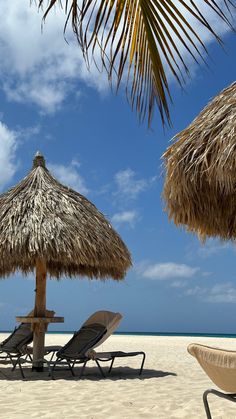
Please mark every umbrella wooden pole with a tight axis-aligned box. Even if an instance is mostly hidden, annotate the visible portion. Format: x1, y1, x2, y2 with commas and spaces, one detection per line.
32, 259, 47, 371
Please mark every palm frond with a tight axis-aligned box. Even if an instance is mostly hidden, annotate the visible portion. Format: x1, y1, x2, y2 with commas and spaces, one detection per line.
36, 0, 235, 126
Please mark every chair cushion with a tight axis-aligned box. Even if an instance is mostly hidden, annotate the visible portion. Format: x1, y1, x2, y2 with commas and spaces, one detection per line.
57, 323, 107, 359
0, 323, 33, 353
84, 311, 122, 350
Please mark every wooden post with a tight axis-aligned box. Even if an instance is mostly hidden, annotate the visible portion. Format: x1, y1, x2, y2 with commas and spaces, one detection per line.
32, 259, 47, 371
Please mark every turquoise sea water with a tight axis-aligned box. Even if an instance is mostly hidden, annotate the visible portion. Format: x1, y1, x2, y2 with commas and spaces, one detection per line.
1, 331, 236, 338
15, 331, 236, 338
116, 332, 236, 338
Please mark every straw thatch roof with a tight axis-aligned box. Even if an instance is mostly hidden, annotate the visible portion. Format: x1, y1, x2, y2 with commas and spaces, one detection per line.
0, 153, 131, 279
162, 81, 236, 241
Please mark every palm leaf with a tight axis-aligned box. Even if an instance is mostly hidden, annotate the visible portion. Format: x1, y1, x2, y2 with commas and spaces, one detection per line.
36, 0, 235, 126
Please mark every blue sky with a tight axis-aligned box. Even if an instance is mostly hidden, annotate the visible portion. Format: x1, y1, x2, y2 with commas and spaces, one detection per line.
0, 2, 235, 333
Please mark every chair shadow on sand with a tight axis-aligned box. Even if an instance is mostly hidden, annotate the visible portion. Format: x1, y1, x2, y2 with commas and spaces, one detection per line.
0, 365, 177, 381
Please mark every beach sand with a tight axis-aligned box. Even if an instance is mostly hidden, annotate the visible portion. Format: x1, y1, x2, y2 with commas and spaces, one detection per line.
0, 333, 235, 419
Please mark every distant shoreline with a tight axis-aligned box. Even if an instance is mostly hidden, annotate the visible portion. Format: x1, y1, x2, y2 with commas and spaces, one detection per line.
1, 331, 236, 338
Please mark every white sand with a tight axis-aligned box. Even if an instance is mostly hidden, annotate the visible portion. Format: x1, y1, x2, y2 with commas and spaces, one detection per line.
0, 333, 235, 419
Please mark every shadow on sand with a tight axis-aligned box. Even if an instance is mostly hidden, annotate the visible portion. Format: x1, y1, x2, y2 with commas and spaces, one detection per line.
0, 364, 177, 381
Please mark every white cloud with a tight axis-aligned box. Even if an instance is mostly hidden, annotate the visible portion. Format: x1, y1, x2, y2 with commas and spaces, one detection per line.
0, 1, 233, 114
48, 160, 89, 194
114, 169, 156, 200
17, 125, 41, 141
0, 121, 18, 190
4, 81, 67, 114
206, 283, 236, 304
0, 1, 108, 113
138, 262, 199, 280
111, 210, 140, 228
185, 286, 206, 297
184, 282, 236, 303
171, 280, 188, 288
198, 239, 233, 258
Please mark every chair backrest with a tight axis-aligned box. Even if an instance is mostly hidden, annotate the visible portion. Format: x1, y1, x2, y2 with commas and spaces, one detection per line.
57, 310, 123, 359
0, 308, 55, 353
0, 323, 33, 353
188, 343, 236, 393
83, 310, 123, 349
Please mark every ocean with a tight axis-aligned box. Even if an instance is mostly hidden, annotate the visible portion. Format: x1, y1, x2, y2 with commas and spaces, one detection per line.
30, 331, 236, 338
1, 331, 235, 338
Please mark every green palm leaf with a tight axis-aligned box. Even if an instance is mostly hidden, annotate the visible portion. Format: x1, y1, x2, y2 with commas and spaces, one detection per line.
36, 0, 235, 126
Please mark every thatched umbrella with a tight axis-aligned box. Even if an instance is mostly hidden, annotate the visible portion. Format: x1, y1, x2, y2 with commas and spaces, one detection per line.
162, 81, 236, 241
0, 152, 131, 370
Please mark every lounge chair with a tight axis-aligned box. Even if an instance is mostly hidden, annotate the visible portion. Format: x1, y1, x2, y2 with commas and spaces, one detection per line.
188, 343, 236, 419
0, 322, 33, 378
0, 309, 55, 378
40, 310, 145, 379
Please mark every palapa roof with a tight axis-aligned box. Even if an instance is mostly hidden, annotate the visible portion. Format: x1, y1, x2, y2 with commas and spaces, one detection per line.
0, 153, 132, 279
162, 81, 236, 241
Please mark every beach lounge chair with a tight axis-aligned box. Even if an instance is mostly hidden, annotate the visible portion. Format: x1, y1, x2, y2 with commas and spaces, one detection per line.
0, 322, 33, 378
0, 309, 55, 378
188, 343, 236, 419
41, 310, 145, 379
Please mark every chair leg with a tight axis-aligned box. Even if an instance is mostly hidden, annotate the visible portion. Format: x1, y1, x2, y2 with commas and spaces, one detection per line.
203, 390, 212, 419
203, 389, 236, 419
51, 362, 56, 380
67, 361, 75, 377
95, 359, 105, 378
18, 360, 25, 379
108, 358, 115, 373
50, 359, 66, 380
9, 354, 23, 377
11, 357, 17, 372
79, 361, 87, 379
49, 352, 55, 362
139, 352, 146, 375
10, 355, 25, 379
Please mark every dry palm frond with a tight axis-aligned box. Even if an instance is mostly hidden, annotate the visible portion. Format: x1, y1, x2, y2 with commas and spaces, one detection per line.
162, 81, 236, 241
0, 153, 132, 279
35, 0, 235, 126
